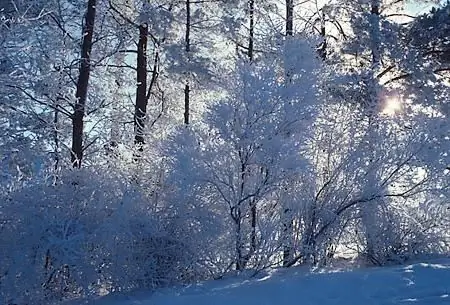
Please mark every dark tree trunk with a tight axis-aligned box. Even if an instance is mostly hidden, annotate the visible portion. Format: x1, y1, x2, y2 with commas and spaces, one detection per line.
134, 23, 148, 150
235, 0, 257, 272
54, 105, 59, 172
235, 215, 244, 271
184, 0, 191, 125
286, 0, 293, 36
184, 84, 190, 125
71, 0, 96, 168
248, 0, 254, 61
282, 207, 293, 267
318, 10, 327, 60
249, 198, 257, 256
370, 1, 381, 66
282, 0, 294, 267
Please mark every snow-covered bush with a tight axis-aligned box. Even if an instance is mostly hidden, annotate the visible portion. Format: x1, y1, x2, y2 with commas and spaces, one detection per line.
0, 168, 208, 304
163, 33, 449, 271
164, 37, 322, 271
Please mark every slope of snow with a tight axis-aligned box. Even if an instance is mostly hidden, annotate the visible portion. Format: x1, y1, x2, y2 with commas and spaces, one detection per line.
87, 260, 450, 305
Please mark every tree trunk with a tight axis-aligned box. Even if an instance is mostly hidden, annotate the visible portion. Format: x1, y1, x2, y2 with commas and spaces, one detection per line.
282, 206, 293, 266
134, 23, 148, 151
71, 0, 96, 168
370, 1, 381, 67
286, 0, 293, 36
53, 104, 60, 172
318, 9, 327, 60
282, 0, 294, 267
184, 84, 190, 124
54, 66, 64, 182
248, 0, 254, 61
184, 0, 191, 125
235, 214, 244, 271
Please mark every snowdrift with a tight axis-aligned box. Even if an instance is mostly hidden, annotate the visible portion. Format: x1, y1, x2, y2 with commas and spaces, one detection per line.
89, 260, 450, 305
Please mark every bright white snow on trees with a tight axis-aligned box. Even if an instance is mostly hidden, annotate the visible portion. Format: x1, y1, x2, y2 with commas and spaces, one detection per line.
0, 0, 448, 303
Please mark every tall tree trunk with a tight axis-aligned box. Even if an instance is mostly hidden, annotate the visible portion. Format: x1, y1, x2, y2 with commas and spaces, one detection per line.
282, 0, 294, 267
184, 0, 191, 125
134, 23, 148, 151
71, 0, 96, 168
237, 1, 257, 270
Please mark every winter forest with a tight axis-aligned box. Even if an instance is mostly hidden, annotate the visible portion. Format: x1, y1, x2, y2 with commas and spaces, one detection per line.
0, 0, 449, 303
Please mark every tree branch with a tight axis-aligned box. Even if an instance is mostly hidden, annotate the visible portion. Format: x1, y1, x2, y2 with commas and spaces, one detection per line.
6, 85, 73, 118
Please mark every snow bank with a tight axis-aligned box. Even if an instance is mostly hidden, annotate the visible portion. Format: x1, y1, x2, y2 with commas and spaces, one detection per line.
88, 260, 450, 305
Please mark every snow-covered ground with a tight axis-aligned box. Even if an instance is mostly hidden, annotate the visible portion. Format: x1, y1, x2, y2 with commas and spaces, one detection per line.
87, 260, 450, 305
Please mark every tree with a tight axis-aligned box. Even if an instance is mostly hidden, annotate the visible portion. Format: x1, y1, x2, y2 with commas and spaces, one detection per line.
312, 0, 449, 264
166, 38, 321, 270
107, 0, 166, 156
71, 0, 97, 167
1, 1, 449, 302
184, 0, 191, 125
282, 0, 295, 267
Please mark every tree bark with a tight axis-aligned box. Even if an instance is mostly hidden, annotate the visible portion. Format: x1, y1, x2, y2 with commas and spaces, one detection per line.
235, 213, 244, 271
184, 84, 190, 124
134, 23, 148, 150
318, 9, 327, 60
248, 0, 254, 61
286, 0, 293, 36
71, 0, 96, 168
282, 0, 294, 267
370, 0, 381, 67
184, 0, 191, 125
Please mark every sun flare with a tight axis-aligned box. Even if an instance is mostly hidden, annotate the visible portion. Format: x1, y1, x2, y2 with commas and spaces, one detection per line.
382, 97, 403, 115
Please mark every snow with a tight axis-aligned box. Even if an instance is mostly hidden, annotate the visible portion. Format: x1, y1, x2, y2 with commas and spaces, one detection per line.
85, 260, 450, 305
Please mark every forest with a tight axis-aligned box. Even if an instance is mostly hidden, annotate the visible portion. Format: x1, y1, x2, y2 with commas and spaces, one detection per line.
0, 0, 449, 303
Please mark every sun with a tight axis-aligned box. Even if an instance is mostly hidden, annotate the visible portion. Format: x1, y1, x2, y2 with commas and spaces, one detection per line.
382, 96, 403, 116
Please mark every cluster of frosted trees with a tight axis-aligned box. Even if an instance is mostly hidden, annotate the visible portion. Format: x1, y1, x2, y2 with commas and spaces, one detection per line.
0, 0, 448, 303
